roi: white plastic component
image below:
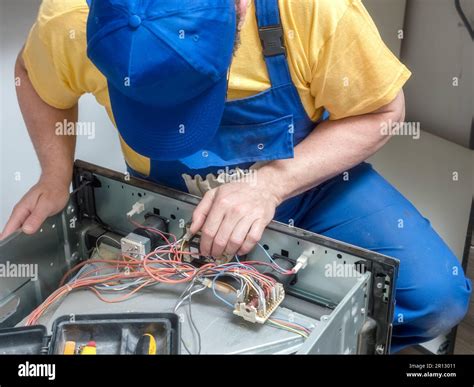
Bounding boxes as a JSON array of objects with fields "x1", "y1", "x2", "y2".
[
  {"x1": 120, "y1": 232, "x2": 151, "y2": 259},
  {"x1": 126, "y1": 201, "x2": 146, "y2": 218},
  {"x1": 293, "y1": 254, "x2": 309, "y2": 273},
  {"x1": 233, "y1": 283, "x2": 285, "y2": 324},
  {"x1": 201, "y1": 278, "x2": 234, "y2": 294},
  {"x1": 201, "y1": 278, "x2": 213, "y2": 288},
  {"x1": 182, "y1": 229, "x2": 194, "y2": 242}
]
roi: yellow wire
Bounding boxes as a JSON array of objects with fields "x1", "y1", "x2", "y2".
[{"x1": 267, "y1": 319, "x2": 309, "y2": 338}]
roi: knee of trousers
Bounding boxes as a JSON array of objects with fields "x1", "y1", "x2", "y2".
[{"x1": 394, "y1": 269, "x2": 471, "y2": 339}]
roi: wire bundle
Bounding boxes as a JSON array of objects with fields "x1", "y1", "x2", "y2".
[{"x1": 24, "y1": 224, "x2": 312, "y2": 349}]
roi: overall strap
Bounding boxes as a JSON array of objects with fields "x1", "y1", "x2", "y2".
[
  {"x1": 254, "y1": 0, "x2": 292, "y2": 87},
  {"x1": 86, "y1": 0, "x2": 91, "y2": 7}
]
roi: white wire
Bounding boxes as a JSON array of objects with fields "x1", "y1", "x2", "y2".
[{"x1": 174, "y1": 285, "x2": 207, "y2": 312}]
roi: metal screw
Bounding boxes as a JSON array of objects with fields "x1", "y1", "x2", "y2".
[
  {"x1": 376, "y1": 282, "x2": 383, "y2": 289},
  {"x1": 360, "y1": 308, "x2": 366, "y2": 315},
  {"x1": 202, "y1": 151, "x2": 208, "y2": 158},
  {"x1": 66, "y1": 205, "x2": 75, "y2": 215},
  {"x1": 257, "y1": 143, "x2": 264, "y2": 150},
  {"x1": 375, "y1": 345, "x2": 384, "y2": 354}
]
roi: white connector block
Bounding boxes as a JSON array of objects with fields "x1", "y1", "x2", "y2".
[
  {"x1": 293, "y1": 254, "x2": 309, "y2": 273},
  {"x1": 126, "y1": 201, "x2": 146, "y2": 218},
  {"x1": 233, "y1": 283, "x2": 285, "y2": 324}
]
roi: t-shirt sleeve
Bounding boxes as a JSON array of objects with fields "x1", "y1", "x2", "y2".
[
  {"x1": 22, "y1": 1, "x2": 88, "y2": 109},
  {"x1": 310, "y1": 0, "x2": 411, "y2": 120}
]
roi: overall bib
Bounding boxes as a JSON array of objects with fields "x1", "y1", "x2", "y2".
[{"x1": 88, "y1": 0, "x2": 471, "y2": 352}]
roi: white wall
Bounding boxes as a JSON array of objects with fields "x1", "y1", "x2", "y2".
[
  {"x1": 363, "y1": 0, "x2": 407, "y2": 58},
  {"x1": 401, "y1": 0, "x2": 473, "y2": 148}
]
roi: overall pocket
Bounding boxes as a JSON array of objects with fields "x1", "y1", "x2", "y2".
[{"x1": 179, "y1": 115, "x2": 295, "y2": 169}]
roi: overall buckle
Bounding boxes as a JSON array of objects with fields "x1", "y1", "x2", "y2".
[{"x1": 258, "y1": 25, "x2": 286, "y2": 57}]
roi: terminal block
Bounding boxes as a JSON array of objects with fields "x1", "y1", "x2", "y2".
[{"x1": 233, "y1": 282, "x2": 285, "y2": 324}]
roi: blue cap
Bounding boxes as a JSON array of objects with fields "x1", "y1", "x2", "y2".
[{"x1": 86, "y1": 0, "x2": 236, "y2": 160}]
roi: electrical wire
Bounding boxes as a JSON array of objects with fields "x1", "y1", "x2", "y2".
[
  {"x1": 256, "y1": 243, "x2": 295, "y2": 274},
  {"x1": 25, "y1": 223, "x2": 313, "y2": 346},
  {"x1": 266, "y1": 318, "x2": 309, "y2": 338},
  {"x1": 70, "y1": 179, "x2": 92, "y2": 195},
  {"x1": 269, "y1": 317, "x2": 312, "y2": 335},
  {"x1": 455, "y1": 0, "x2": 474, "y2": 40},
  {"x1": 186, "y1": 285, "x2": 203, "y2": 354},
  {"x1": 174, "y1": 281, "x2": 206, "y2": 354}
]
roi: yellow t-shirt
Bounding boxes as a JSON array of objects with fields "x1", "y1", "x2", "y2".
[{"x1": 22, "y1": 0, "x2": 411, "y2": 176}]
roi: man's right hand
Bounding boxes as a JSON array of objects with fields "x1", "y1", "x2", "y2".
[
  {"x1": 0, "y1": 175, "x2": 70, "y2": 240},
  {"x1": 1, "y1": 50, "x2": 77, "y2": 241}
]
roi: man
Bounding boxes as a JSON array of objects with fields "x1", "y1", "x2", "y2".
[{"x1": 2, "y1": 0, "x2": 470, "y2": 352}]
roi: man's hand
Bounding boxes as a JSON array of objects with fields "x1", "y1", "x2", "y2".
[
  {"x1": 189, "y1": 91, "x2": 405, "y2": 258},
  {"x1": 1, "y1": 50, "x2": 77, "y2": 240},
  {"x1": 1, "y1": 175, "x2": 70, "y2": 240},
  {"x1": 190, "y1": 173, "x2": 282, "y2": 257}
]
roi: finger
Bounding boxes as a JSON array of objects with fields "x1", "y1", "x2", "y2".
[
  {"x1": 200, "y1": 195, "x2": 243, "y2": 256},
  {"x1": 190, "y1": 189, "x2": 216, "y2": 235},
  {"x1": 237, "y1": 220, "x2": 266, "y2": 256},
  {"x1": 1, "y1": 205, "x2": 31, "y2": 240},
  {"x1": 199, "y1": 197, "x2": 230, "y2": 257},
  {"x1": 223, "y1": 216, "x2": 256, "y2": 257},
  {"x1": 210, "y1": 208, "x2": 247, "y2": 258},
  {"x1": 22, "y1": 194, "x2": 54, "y2": 234}
]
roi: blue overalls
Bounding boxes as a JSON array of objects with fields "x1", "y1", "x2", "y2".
[{"x1": 90, "y1": 0, "x2": 472, "y2": 352}]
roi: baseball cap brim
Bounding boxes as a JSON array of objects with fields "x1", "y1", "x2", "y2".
[{"x1": 107, "y1": 74, "x2": 228, "y2": 161}]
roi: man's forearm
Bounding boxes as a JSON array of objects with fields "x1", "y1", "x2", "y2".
[
  {"x1": 1, "y1": 52, "x2": 79, "y2": 238},
  {"x1": 15, "y1": 51, "x2": 77, "y2": 186},
  {"x1": 257, "y1": 92, "x2": 406, "y2": 204}
]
